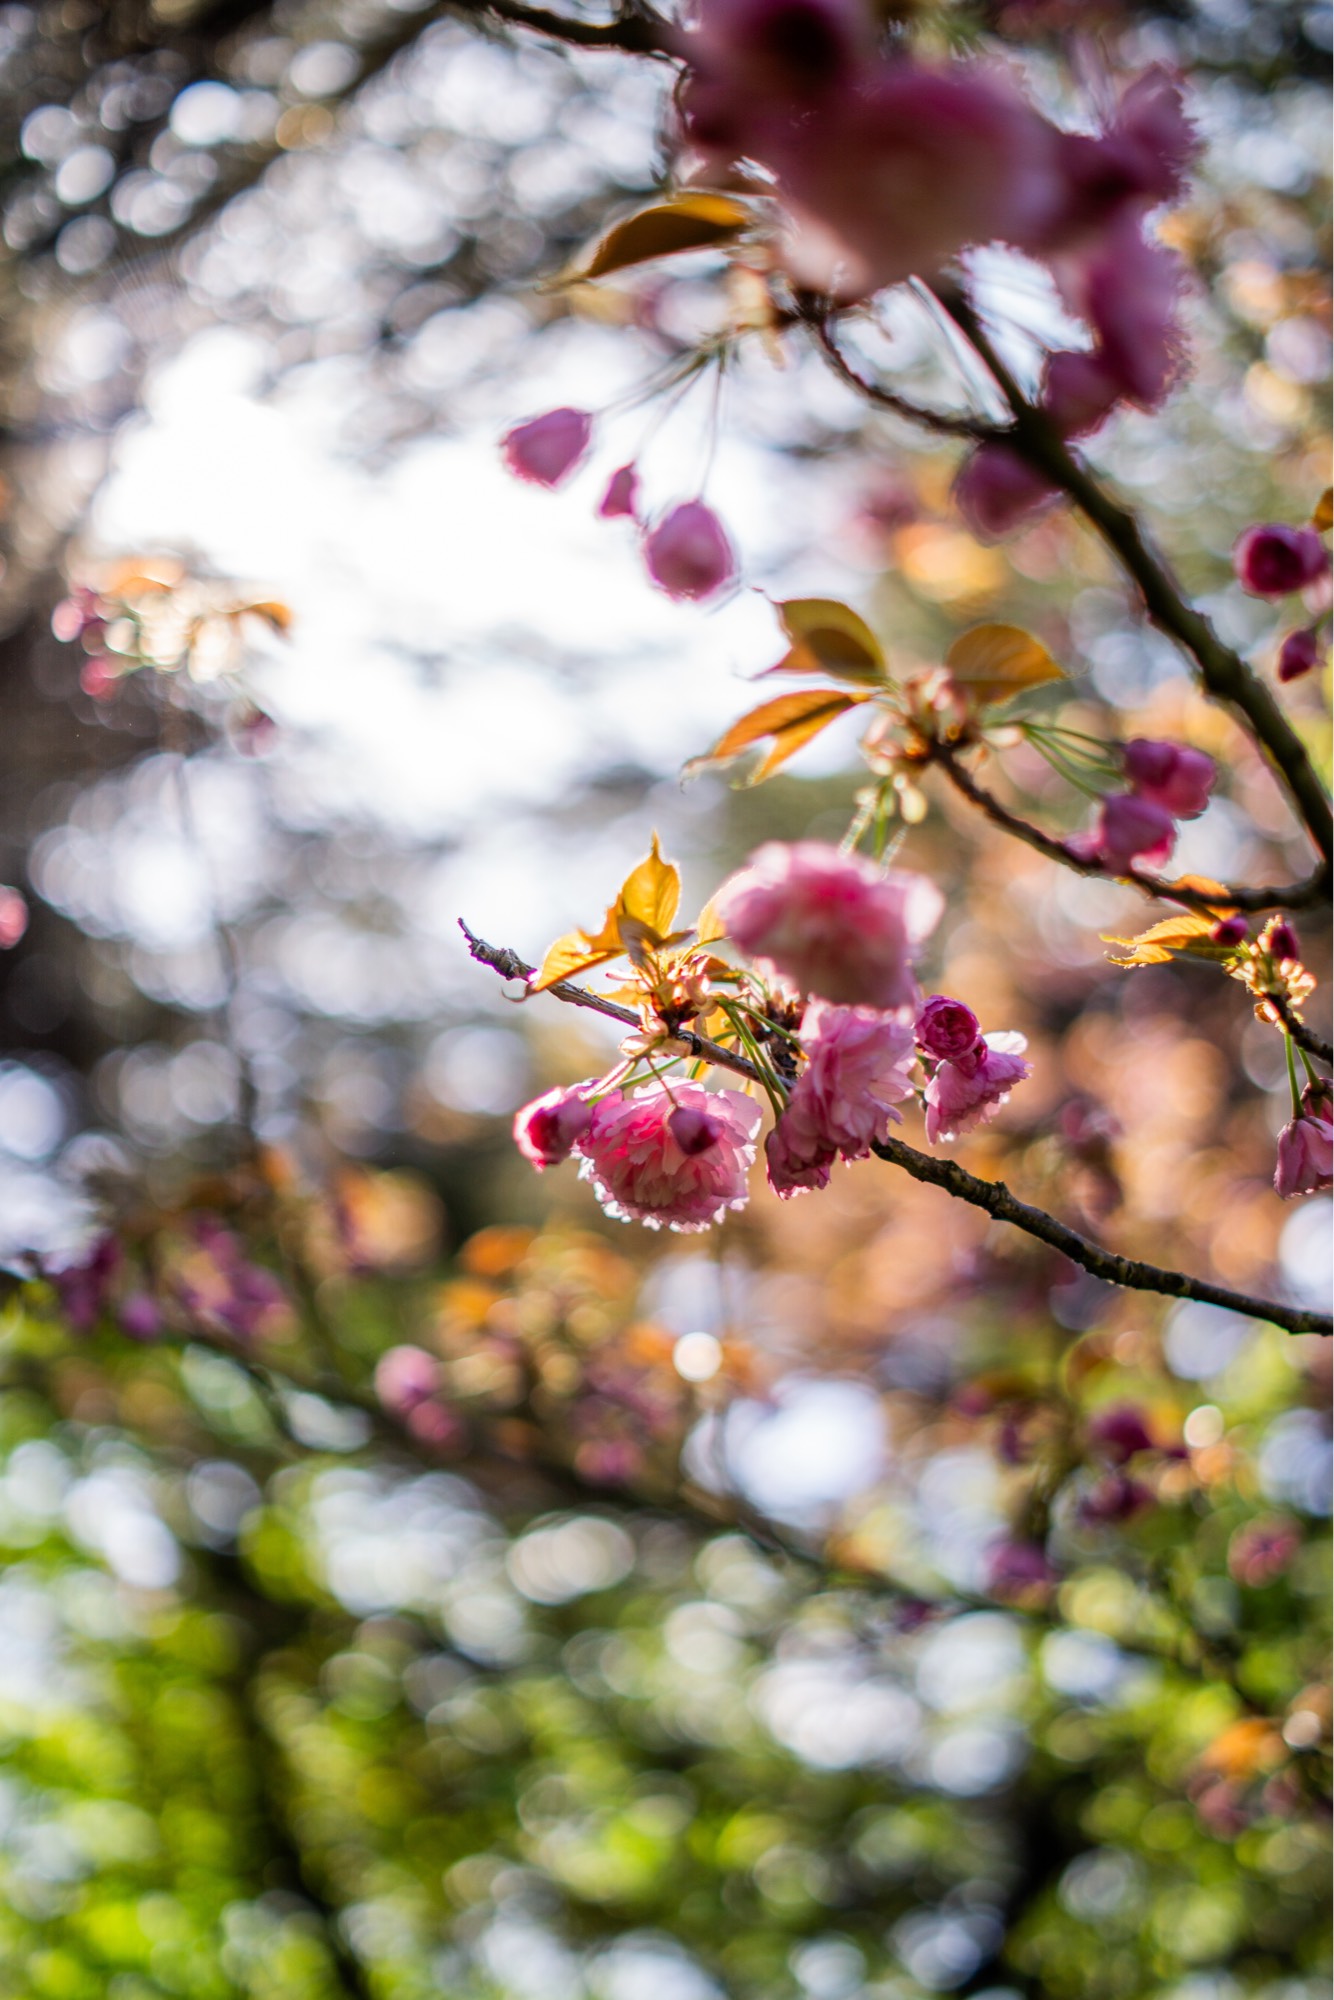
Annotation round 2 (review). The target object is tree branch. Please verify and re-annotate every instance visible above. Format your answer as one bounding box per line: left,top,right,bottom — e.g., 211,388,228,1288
460,0,674,53
928,286,1334,875
466,926,1332,1336
806,311,988,440
1262,985,1334,1066
930,741,1330,914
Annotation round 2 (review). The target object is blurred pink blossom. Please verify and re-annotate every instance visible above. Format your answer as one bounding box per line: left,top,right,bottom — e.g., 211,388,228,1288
1122,738,1216,818
0,886,28,949
643,501,735,600
500,407,593,488
598,463,640,519
513,1082,596,1170
924,1032,1032,1144
1234,524,1330,597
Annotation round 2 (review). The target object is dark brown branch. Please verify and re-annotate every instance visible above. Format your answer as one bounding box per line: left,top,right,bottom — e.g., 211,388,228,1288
929,286,1334,875
458,919,767,1085
870,1135,1331,1336
931,742,1330,915
462,0,674,52
466,926,1332,1336
1263,985,1334,1066
806,311,987,440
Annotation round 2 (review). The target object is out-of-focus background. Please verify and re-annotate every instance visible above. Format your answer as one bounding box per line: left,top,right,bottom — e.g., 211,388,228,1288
0,2,1328,1996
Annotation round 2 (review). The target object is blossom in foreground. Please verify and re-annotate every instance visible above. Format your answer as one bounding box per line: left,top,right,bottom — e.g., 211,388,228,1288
716,840,943,1010
953,439,1058,541
513,1082,595,1169
924,1032,1032,1144
579,1080,761,1230
1073,792,1176,872
766,1001,916,1196
1123,738,1215,818
643,501,735,601
1233,524,1330,597
598,464,640,520
1274,1111,1333,1198
500,407,593,488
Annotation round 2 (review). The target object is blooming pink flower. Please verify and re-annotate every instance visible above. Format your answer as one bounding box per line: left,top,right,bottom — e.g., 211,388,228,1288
766,1000,916,1196
513,1082,595,1170
579,1081,761,1231
643,501,735,601
924,1032,1032,1144
1069,223,1185,411
715,840,943,1010
0,886,28,950
954,441,1059,540
375,1344,444,1418
1123,738,1216,818
1277,627,1324,682
598,464,640,520
915,995,981,1063
1228,1516,1302,1588
1078,792,1176,872
1037,65,1196,250
1234,524,1330,597
1273,1112,1334,1198
500,407,593,488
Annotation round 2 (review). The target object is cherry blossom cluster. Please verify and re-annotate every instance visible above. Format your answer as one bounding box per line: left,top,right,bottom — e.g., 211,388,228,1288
1069,735,1216,872
1232,517,1332,685
501,409,735,602
510,840,1032,1233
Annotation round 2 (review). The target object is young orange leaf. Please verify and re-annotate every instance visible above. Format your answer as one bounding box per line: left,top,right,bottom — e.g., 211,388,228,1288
764,598,887,684
944,623,1065,707
617,834,680,940
686,687,868,783
240,598,295,634
529,930,624,992
1104,913,1226,967
554,194,752,286
1313,487,1333,533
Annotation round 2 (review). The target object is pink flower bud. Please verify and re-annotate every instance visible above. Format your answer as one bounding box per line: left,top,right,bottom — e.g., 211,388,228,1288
80,655,119,701
915,994,981,1062
1274,1113,1333,1198
1088,792,1176,871
598,464,640,520
1122,738,1215,819
1041,349,1121,438
1209,915,1248,948
0,886,28,949
1277,627,1324,683
1233,524,1330,598
1267,920,1299,964
643,501,736,601
513,1083,595,1170
668,1105,721,1155
500,407,593,488
954,441,1059,540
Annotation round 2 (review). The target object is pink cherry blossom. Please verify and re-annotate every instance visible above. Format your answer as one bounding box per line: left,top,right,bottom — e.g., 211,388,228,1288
715,840,943,1010
1123,738,1216,818
1234,524,1330,597
766,1000,916,1196
1041,348,1122,438
579,1081,761,1231
51,1234,120,1332
1277,627,1323,682
1267,920,1300,964
1068,223,1185,411
0,886,28,949
513,1082,596,1170
681,0,867,136
1036,65,1196,251
1273,1113,1334,1198
668,1104,722,1155
598,464,640,519
924,1032,1032,1144
375,1344,443,1418
643,502,735,601
915,995,981,1063
764,1120,835,1198
500,407,593,488
954,441,1059,540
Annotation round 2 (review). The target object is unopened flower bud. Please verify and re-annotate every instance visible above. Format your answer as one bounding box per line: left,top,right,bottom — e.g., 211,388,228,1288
1267,920,1300,963
1091,792,1176,871
643,501,735,601
80,655,119,701
668,1105,721,1155
598,463,640,520
500,407,593,488
1233,524,1330,598
1209,915,1248,948
1277,627,1324,683
915,994,981,1062
1122,738,1215,819
0,886,28,950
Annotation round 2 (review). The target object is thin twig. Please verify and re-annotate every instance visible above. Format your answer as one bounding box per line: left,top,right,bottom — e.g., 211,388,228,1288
931,742,1330,914
1262,986,1334,1066
466,925,1333,1336
806,311,988,440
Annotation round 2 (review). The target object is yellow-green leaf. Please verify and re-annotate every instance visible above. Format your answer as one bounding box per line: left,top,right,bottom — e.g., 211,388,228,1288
1104,912,1226,967
765,598,888,684
617,834,680,940
945,623,1065,707
529,930,623,992
685,687,868,783
553,194,752,286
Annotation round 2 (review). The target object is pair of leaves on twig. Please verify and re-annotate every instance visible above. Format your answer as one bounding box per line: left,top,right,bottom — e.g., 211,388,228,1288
529,837,723,995
686,607,1067,785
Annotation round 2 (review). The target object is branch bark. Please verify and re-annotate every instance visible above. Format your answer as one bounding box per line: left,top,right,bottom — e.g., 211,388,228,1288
465,924,1333,1336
